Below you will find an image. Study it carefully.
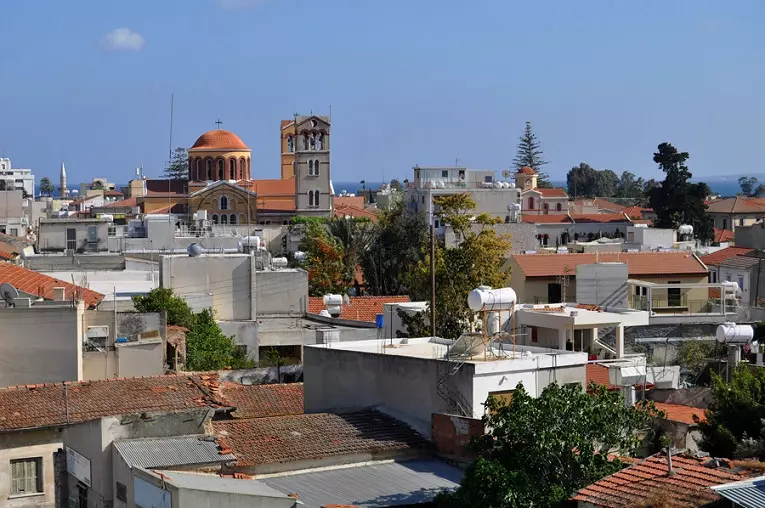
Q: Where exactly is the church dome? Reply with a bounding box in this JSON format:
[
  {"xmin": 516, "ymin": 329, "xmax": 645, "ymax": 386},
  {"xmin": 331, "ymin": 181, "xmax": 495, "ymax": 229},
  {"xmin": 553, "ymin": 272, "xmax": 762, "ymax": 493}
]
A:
[
  {"xmin": 517, "ymin": 166, "xmax": 536, "ymax": 175},
  {"xmin": 190, "ymin": 129, "xmax": 249, "ymax": 150}
]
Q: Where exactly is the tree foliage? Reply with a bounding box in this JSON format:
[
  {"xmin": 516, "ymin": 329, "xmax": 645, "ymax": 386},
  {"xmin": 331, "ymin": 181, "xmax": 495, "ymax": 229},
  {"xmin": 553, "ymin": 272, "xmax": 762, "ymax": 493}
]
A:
[
  {"xmin": 615, "ymin": 171, "xmax": 646, "ymax": 199},
  {"xmin": 512, "ymin": 121, "xmax": 551, "ymax": 188},
  {"xmin": 646, "ymin": 143, "xmax": 714, "ymax": 243},
  {"xmin": 165, "ymin": 147, "xmax": 189, "ymax": 179},
  {"xmin": 39, "ymin": 177, "xmax": 55, "ymax": 196},
  {"xmin": 437, "ymin": 383, "xmax": 660, "ymax": 508},
  {"xmin": 185, "ymin": 308, "xmax": 253, "ymax": 371},
  {"xmin": 404, "ymin": 193, "xmax": 509, "ymax": 340},
  {"xmin": 738, "ymin": 176, "xmax": 765, "ymax": 198},
  {"xmin": 566, "ymin": 164, "xmax": 646, "ymax": 200},
  {"xmin": 132, "ymin": 287, "xmax": 195, "ymax": 328},
  {"xmin": 90, "ymin": 180, "xmax": 105, "ymax": 190},
  {"xmin": 362, "ymin": 201, "xmax": 427, "ymax": 296},
  {"xmin": 301, "ymin": 221, "xmax": 349, "ymax": 296},
  {"xmin": 697, "ymin": 365, "xmax": 765, "ymax": 459}
]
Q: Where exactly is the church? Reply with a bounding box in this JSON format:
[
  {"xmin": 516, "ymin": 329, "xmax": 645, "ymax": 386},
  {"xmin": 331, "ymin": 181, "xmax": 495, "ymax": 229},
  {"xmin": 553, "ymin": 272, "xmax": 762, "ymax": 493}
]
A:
[{"xmin": 126, "ymin": 115, "xmax": 334, "ymax": 225}]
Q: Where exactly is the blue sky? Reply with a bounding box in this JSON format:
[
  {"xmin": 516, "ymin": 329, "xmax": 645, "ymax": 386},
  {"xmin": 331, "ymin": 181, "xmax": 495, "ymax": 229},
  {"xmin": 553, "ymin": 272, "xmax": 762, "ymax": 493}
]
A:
[{"xmin": 0, "ymin": 0, "xmax": 763, "ymax": 185}]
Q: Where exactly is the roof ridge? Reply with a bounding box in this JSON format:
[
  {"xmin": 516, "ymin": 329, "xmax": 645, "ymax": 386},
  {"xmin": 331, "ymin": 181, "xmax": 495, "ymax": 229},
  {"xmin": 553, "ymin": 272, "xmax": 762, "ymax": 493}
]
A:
[{"xmin": 0, "ymin": 371, "xmax": 221, "ymax": 392}]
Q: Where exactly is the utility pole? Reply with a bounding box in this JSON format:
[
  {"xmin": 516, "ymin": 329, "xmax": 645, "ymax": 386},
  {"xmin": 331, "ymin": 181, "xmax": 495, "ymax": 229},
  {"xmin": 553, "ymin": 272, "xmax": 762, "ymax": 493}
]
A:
[{"xmin": 430, "ymin": 222, "xmax": 436, "ymax": 338}]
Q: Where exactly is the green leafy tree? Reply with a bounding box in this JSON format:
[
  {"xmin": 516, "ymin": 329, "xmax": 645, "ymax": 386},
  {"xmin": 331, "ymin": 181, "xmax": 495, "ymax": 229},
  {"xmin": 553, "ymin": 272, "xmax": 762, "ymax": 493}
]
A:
[
  {"xmin": 615, "ymin": 171, "xmax": 645, "ymax": 199},
  {"xmin": 738, "ymin": 176, "xmax": 765, "ymax": 197},
  {"xmin": 676, "ymin": 340, "xmax": 717, "ymax": 381},
  {"xmin": 301, "ymin": 221, "xmax": 348, "ymax": 296},
  {"xmin": 389, "ymin": 178, "xmax": 403, "ymax": 192},
  {"xmin": 39, "ymin": 177, "xmax": 55, "ymax": 196},
  {"xmin": 362, "ymin": 201, "xmax": 428, "ymax": 296},
  {"xmin": 185, "ymin": 308, "xmax": 253, "ymax": 371},
  {"xmin": 512, "ymin": 121, "xmax": 551, "ymax": 188},
  {"xmin": 132, "ymin": 287, "xmax": 195, "ymax": 328},
  {"xmin": 646, "ymin": 143, "xmax": 714, "ymax": 243},
  {"xmin": 437, "ymin": 383, "xmax": 660, "ymax": 508},
  {"xmin": 90, "ymin": 180, "xmax": 105, "ymax": 190},
  {"xmin": 165, "ymin": 147, "xmax": 189, "ymax": 179},
  {"xmin": 567, "ymin": 163, "xmax": 600, "ymax": 197},
  {"xmin": 697, "ymin": 365, "xmax": 765, "ymax": 459},
  {"xmin": 326, "ymin": 217, "xmax": 374, "ymax": 290},
  {"xmin": 404, "ymin": 193, "xmax": 510, "ymax": 339}
]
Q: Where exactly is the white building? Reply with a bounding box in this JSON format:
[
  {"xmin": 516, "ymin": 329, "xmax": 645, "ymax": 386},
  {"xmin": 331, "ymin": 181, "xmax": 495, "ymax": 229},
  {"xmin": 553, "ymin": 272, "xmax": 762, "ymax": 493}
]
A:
[{"xmin": 0, "ymin": 157, "xmax": 35, "ymax": 197}]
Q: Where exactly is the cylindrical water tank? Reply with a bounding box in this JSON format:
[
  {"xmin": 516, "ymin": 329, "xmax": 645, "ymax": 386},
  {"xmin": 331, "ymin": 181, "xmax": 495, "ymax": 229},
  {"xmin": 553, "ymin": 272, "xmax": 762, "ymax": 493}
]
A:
[
  {"xmin": 323, "ymin": 294, "xmax": 343, "ymax": 307},
  {"xmin": 678, "ymin": 224, "xmax": 694, "ymax": 235},
  {"xmin": 467, "ymin": 287, "xmax": 517, "ymax": 311},
  {"xmin": 293, "ymin": 251, "xmax": 307, "ymax": 262},
  {"xmin": 716, "ymin": 323, "xmax": 754, "ymax": 344},
  {"xmin": 508, "ymin": 182, "xmax": 516, "ymax": 188},
  {"xmin": 100, "ymin": 214, "xmax": 114, "ymax": 222},
  {"xmin": 240, "ymin": 236, "xmax": 261, "ymax": 250},
  {"xmin": 493, "ymin": 181, "xmax": 503, "ymax": 189},
  {"xmin": 271, "ymin": 257, "xmax": 288, "ymax": 268}
]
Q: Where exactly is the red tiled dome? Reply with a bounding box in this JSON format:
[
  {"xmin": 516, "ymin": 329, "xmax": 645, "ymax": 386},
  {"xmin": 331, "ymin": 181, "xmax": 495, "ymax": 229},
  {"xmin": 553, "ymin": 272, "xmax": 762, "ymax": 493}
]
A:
[
  {"xmin": 190, "ymin": 130, "xmax": 249, "ymax": 150},
  {"xmin": 518, "ymin": 166, "xmax": 536, "ymax": 175}
]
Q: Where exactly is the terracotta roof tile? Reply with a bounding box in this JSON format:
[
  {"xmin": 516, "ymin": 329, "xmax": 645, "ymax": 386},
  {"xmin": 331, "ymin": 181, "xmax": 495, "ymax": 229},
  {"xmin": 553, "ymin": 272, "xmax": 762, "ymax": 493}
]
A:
[
  {"xmin": 653, "ymin": 402, "xmax": 706, "ymax": 425},
  {"xmin": 707, "ymin": 197, "xmax": 765, "ymax": 214},
  {"xmin": 699, "ymin": 247, "xmax": 754, "ymax": 266},
  {"xmin": 586, "ymin": 363, "xmax": 618, "ymax": 390},
  {"xmin": 517, "ymin": 167, "xmax": 536, "ymax": 175},
  {"xmin": 258, "ymin": 199, "xmax": 296, "ymax": 212},
  {"xmin": 212, "ymin": 410, "xmax": 430, "ymax": 468},
  {"xmin": 521, "ymin": 214, "xmax": 573, "ymax": 224},
  {"xmin": 104, "ymin": 190, "xmax": 124, "ymax": 197},
  {"xmin": 333, "ymin": 196, "xmax": 364, "ymax": 209},
  {"xmin": 250, "ymin": 178, "xmax": 295, "ymax": 196},
  {"xmin": 513, "ymin": 252, "xmax": 708, "ymax": 278},
  {"xmin": 219, "ymin": 383, "xmax": 303, "ymax": 419},
  {"xmin": 334, "ymin": 205, "xmax": 377, "ymax": 222},
  {"xmin": 622, "ymin": 205, "xmax": 651, "ymax": 218},
  {"xmin": 572, "ymin": 452, "xmax": 756, "ymax": 507},
  {"xmin": 0, "ymin": 251, "xmax": 16, "ymax": 260},
  {"xmin": 308, "ymin": 296, "xmax": 410, "ymax": 322},
  {"xmin": 536, "ymin": 187, "xmax": 568, "ymax": 198},
  {"xmin": 571, "ymin": 213, "xmax": 631, "ymax": 224},
  {"xmin": 190, "ymin": 129, "xmax": 249, "ymax": 151},
  {"xmin": 0, "ymin": 263, "xmax": 104, "ymax": 308},
  {"xmin": 714, "ymin": 228, "xmax": 735, "ymax": 243},
  {"xmin": 106, "ymin": 197, "xmax": 138, "ymax": 208}
]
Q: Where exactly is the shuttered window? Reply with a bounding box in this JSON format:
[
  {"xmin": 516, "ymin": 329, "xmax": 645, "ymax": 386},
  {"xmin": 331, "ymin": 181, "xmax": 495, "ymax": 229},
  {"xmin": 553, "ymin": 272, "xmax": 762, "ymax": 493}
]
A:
[{"xmin": 10, "ymin": 458, "xmax": 42, "ymax": 496}]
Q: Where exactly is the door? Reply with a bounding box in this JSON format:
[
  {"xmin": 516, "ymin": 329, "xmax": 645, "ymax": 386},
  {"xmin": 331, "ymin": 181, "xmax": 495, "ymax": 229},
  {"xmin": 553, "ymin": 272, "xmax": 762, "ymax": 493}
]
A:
[
  {"xmin": 548, "ymin": 283, "xmax": 562, "ymax": 304},
  {"xmin": 66, "ymin": 228, "xmax": 76, "ymax": 251},
  {"xmin": 667, "ymin": 281, "xmax": 682, "ymax": 307}
]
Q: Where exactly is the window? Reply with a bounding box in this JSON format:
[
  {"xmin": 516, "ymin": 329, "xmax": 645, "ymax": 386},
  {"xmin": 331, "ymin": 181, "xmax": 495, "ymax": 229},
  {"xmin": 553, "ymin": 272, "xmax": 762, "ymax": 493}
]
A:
[
  {"xmin": 217, "ymin": 159, "xmax": 224, "ymax": 180},
  {"xmin": 9, "ymin": 227, "xmax": 18, "ymax": 237},
  {"xmin": 667, "ymin": 281, "xmax": 682, "ymax": 307},
  {"xmin": 484, "ymin": 175, "xmax": 493, "ymax": 183},
  {"xmin": 212, "ymin": 214, "xmax": 219, "ymax": 224},
  {"xmin": 229, "ymin": 159, "xmax": 236, "ymax": 180},
  {"xmin": 415, "ymin": 169, "xmax": 420, "ymax": 179},
  {"xmin": 556, "ymin": 203, "xmax": 562, "ymax": 211},
  {"xmin": 528, "ymin": 197, "xmax": 535, "ymax": 210},
  {"xmin": 240, "ymin": 158, "xmax": 245, "ymax": 179},
  {"xmin": 221, "ymin": 214, "xmax": 228, "ymax": 225},
  {"xmin": 531, "ymin": 327, "xmax": 538, "ymax": 343},
  {"xmin": 206, "ymin": 159, "xmax": 212, "ymax": 180},
  {"xmin": 710, "ymin": 271, "xmax": 718, "ymax": 283},
  {"xmin": 308, "ymin": 160, "xmax": 314, "ymax": 176},
  {"xmin": 229, "ymin": 214, "xmax": 237, "ymax": 225},
  {"xmin": 10, "ymin": 458, "xmax": 42, "ymax": 496},
  {"xmin": 441, "ymin": 170, "xmax": 449, "ymax": 178},
  {"xmin": 723, "ymin": 219, "xmax": 728, "ymax": 230},
  {"xmin": 219, "ymin": 195, "xmax": 229, "ymax": 210},
  {"xmin": 740, "ymin": 218, "xmax": 745, "ymax": 226},
  {"xmin": 738, "ymin": 275, "xmax": 745, "ymax": 291},
  {"xmin": 421, "ymin": 195, "xmax": 425, "ymax": 204},
  {"xmin": 313, "ymin": 160, "xmax": 320, "ymax": 176},
  {"xmin": 196, "ymin": 159, "xmax": 202, "ymax": 179},
  {"xmin": 116, "ymin": 482, "xmax": 127, "ymax": 503},
  {"xmin": 543, "ymin": 202, "xmax": 549, "ymax": 212},
  {"xmin": 726, "ymin": 273, "xmax": 732, "ymax": 282},
  {"xmin": 308, "ymin": 190, "xmax": 320, "ymax": 207}
]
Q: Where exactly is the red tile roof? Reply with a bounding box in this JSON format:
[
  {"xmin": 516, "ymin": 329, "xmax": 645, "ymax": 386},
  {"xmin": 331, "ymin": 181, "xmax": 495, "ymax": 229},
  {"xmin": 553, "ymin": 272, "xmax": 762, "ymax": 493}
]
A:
[
  {"xmin": 572, "ymin": 452, "xmax": 756, "ymax": 507},
  {"xmin": 213, "ymin": 410, "xmax": 430, "ymax": 468},
  {"xmin": 521, "ymin": 214, "xmax": 573, "ymax": 224},
  {"xmin": 219, "ymin": 382, "xmax": 304, "ymax": 419},
  {"xmin": 536, "ymin": 187, "xmax": 568, "ymax": 198},
  {"xmin": 106, "ymin": 197, "xmax": 138, "ymax": 208},
  {"xmin": 145, "ymin": 179, "xmax": 187, "ymax": 196},
  {"xmin": 699, "ymin": 246, "xmax": 754, "ymax": 266},
  {"xmin": 0, "ymin": 263, "xmax": 104, "ymax": 308},
  {"xmin": 190, "ymin": 129, "xmax": 249, "ymax": 151},
  {"xmin": 518, "ymin": 167, "xmax": 536, "ymax": 175},
  {"xmin": 0, "ymin": 373, "xmax": 224, "ymax": 431},
  {"xmin": 333, "ymin": 196, "xmax": 365, "ymax": 209},
  {"xmin": 104, "ymin": 190, "xmax": 124, "ymax": 197},
  {"xmin": 334, "ymin": 205, "xmax": 377, "ymax": 222},
  {"xmin": 706, "ymin": 196, "xmax": 765, "ymax": 214},
  {"xmin": 250, "ymin": 178, "xmax": 295, "ymax": 196},
  {"xmin": 653, "ymin": 402, "xmax": 706, "ymax": 425},
  {"xmin": 573, "ymin": 198, "xmax": 626, "ymax": 213},
  {"xmin": 586, "ymin": 363, "xmax": 618, "ymax": 390},
  {"xmin": 513, "ymin": 252, "xmax": 708, "ymax": 278},
  {"xmin": 308, "ymin": 296, "xmax": 411, "ymax": 322},
  {"xmin": 622, "ymin": 205, "xmax": 650, "ymax": 219},
  {"xmin": 714, "ymin": 228, "xmax": 735, "ymax": 243},
  {"xmin": 0, "ymin": 251, "xmax": 16, "ymax": 260},
  {"xmin": 570, "ymin": 213, "xmax": 631, "ymax": 224}
]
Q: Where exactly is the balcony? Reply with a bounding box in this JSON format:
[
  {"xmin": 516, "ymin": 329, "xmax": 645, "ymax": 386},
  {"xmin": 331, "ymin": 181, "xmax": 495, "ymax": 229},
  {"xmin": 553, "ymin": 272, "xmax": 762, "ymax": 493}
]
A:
[{"xmin": 627, "ymin": 280, "xmax": 741, "ymax": 324}]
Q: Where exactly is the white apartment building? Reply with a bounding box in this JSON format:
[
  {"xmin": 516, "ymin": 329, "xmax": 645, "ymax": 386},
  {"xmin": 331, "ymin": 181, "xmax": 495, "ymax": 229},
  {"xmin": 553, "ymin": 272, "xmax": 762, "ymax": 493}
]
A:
[{"xmin": 0, "ymin": 158, "xmax": 35, "ymax": 197}]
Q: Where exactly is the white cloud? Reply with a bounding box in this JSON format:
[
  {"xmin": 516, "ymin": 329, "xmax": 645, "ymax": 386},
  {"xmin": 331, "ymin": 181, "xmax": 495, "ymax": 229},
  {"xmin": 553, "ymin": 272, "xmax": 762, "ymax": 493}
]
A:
[
  {"xmin": 101, "ymin": 28, "xmax": 145, "ymax": 52},
  {"xmin": 216, "ymin": 0, "xmax": 267, "ymax": 10}
]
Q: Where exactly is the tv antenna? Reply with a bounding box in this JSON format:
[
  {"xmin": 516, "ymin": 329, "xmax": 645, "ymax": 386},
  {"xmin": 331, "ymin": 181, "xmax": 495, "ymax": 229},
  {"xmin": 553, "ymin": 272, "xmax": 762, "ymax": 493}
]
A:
[{"xmin": 556, "ymin": 265, "xmax": 572, "ymax": 303}]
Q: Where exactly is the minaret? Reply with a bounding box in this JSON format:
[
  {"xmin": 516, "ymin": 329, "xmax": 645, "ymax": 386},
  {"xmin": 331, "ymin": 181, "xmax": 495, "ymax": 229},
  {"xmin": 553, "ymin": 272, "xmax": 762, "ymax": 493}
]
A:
[{"xmin": 59, "ymin": 160, "xmax": 69, "ymax": 197}]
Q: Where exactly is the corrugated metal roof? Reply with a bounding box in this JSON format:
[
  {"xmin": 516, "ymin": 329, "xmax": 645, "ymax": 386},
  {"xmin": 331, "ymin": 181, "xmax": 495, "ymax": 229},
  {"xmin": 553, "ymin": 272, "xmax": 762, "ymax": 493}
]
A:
[
  {"xmin": 114, "ymin": 435, "xmax": 235, "ymax": 468},
  {"xmin": 712, "ymin": 475, "xmax": 765, "ymax": 508},
  {"xmin": 255, "ymin": 459, "xmax": 462, "ymax": 508}
]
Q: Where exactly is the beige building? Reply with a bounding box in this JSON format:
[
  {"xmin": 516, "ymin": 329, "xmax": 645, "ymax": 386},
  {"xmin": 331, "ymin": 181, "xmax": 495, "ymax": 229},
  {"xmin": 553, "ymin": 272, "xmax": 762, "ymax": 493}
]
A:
[
  {"xmin": 516, "ymin": 167, "xmax": 569, "ymax": 215},
  {"xmin": 706, "ymin": 196, "xmax": 765, "ymax": 232},
  {"xmin": 507, "ymin": 251, "xmax": 709, "ymax": 306}
]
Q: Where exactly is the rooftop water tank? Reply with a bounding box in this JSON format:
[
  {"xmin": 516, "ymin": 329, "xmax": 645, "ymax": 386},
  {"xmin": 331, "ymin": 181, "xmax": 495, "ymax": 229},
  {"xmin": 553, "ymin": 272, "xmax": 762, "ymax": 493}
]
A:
[
  {"xmin": 271, "ymin": 257, "xmax": 288, "ymax": 268},
  {"xmin": 293, "ymin": 251, "xmax": 307, "ymax": 262},
  {"xmin": 678, "ymin": 224, "xmax": 694, "ymax": 235},
  {"xmin": 467, "ymin": 287, "xmax": 517, "ymax": 311},
  {"xmin": 508, "ymin": 182, "xmax": 516, "ymax": 188},
  {"xmin": 716, "ymin": 323, "xmax": 754, "ymax": 344},
  {"xmin": 493, "ymin": 181, "xmax": 503, "ymax": 189},
  {"xmin": 240, "ymin": 236, "xmax": 261, "ymax": 250},
  {"xmin": 100, "ymin": 214, "xmax": 114, "ymax": 223},
  {"xmin": 323, "ymin": 294, "xmax": 343, "ymax": 307},
  {"xmin": 187, "ymin": 243, "xmax": 204, "ymax": 257}
]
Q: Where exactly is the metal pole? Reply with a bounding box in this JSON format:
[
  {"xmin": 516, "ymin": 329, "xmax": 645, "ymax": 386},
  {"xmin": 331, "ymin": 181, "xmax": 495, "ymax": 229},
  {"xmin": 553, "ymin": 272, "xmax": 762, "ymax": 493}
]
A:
[
  {"xmin": 430, "ymin": 223, "xmax": 436, "ymax": 337},
  {"xmin": 756, "ymin": 250, "xmax": 762, "ymax": 306}
]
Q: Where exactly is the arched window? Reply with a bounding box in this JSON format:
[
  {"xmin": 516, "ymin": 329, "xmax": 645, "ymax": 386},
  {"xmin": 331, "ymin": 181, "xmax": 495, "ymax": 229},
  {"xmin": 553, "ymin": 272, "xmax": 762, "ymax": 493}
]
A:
[
  {"xmin": 229, "ymin": 159, "xmax": 236, "ymax": 180},
  {"xmin": 229, "ymin": 214, "xmax": 237, "ymax": 224},
  {"xmin": 239, "ymin": 159, "xmax": 245, "ymax": 180},
  {"xmin": 308, "ymin": 189, "xmax": 320, "ymax": 207},
  {"xmin": 528, "ymin": 197, "xmax": 535, "ymax": 210},
  {"xmin": 308, "ymin": 160, "xmax": 314, "ymax": 175},
  {"xmin": 308, "ymin": 190, "xmax": 315, "ymax": 207},
  {"xmin": 221, "ymin": 214, "xmax": 228, "ymax": 225},
  {"xmin": 195, "ymin": 159, "xmax": 202, "ymax": 180},
  {"xmin": 287, "ymin": 135, "xmax": 294, "ymax": 153},
  {"xmin": 543, "ymin": 202, "xmax": 549, "ymax": 212},
  {"xmin": 206, "ymin": 159, "xmax": 212, "ymax": 180},
  {"xmin": 220, "ymin": 195, "xmax": 229, "ymax": 210},
  {"xmin": 217, "ymin": 159, "xmax": 224, "ymax": 180},
  {"xmin": 247, "ymin": 157, "xmax": 251, "ymax": 177},
  {"xmin": 556, "ymin": 202, "xmax": 562, "ymax": 211},
  {"xmin": 212, "ymin": 214, "xmax": 219, "ymax": 224}
]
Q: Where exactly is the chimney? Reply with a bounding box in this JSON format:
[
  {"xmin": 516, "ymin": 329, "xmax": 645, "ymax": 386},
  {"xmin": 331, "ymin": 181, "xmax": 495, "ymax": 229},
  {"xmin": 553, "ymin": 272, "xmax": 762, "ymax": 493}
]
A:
[
  {"xmin": 666, "ymin": 447, "xmax": 675, "ymax": 476},
  {"xmin": 52, "ymin": 287, "xmax": 66, "ymax": 302}
]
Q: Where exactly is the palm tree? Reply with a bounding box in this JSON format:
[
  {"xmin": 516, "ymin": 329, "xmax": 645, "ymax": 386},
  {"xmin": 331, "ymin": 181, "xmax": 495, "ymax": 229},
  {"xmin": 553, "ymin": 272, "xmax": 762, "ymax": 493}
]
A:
[
  {"xmin": 360, "ymin": 180, "xmax": 366, "ymax": 190},
  {"xmin": 326, "ymin": 217, "xmax": 374, "ymax": 288}
]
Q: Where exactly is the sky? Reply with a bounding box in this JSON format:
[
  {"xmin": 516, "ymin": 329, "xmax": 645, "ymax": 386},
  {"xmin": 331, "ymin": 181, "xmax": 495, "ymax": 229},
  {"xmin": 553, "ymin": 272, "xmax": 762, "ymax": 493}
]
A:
[{"xmin": 0, "ymin": 0, "xmax": 763, "ymax": 185}]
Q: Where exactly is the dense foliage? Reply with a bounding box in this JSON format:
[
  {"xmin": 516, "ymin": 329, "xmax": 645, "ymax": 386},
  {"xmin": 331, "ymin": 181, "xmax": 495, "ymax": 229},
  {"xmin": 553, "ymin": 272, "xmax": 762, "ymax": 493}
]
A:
[
  {"xmin": 697, "ymin": 365, "xmax": 765, "ymax": 459},
  {"xmin": 646, "ymin": 142, "xmax": 714, "ymax": 243},
  {"xmin": 403, "ymin": 193, "xmax": 510, "ymax": 340},
  {"xmin": 185, "ymin": 308, "xmax": 253, "ymax": 371},
  {"xmin": 566, "ymin": 163, "xmax": 647, "ymax": 201},
  {"xmin": 165, "ymin": 147, "xmax": 189, "ymax": 179},
  {"xmin": 437, "ymin": 383, "xmax": 659, "ymax": 508},
  {"xmin": 301, "ymin": 220, "xmax": 348, "ymax": 296},
  {"xmin": 739, "ymin": 176, "xmax": 765, "ymax": 197},
  {"xmin": 39, "ymin": 177, "xmax": 55, "ymax": 196},
  {"xmin": 512, "ymin": 121, "xmax": 551, "ymax": 188},
  {"xmin": 132, "ymin": 287, "xmax": 195, "ymax": 328}
]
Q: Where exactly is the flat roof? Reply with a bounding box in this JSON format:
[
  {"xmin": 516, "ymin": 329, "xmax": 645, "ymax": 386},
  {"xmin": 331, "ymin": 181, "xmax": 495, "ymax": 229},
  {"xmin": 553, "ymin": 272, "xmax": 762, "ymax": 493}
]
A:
[
  {"xmin": 307, "ymin": 337, "xmax": 588, "ymax": 372},
  {"xmin": 515, "ymin": 304, "xmax": 650, "ymax": 328},
  {"xmin": 145, "ymin": 470, "xmax": 290, "ymax": 499}
]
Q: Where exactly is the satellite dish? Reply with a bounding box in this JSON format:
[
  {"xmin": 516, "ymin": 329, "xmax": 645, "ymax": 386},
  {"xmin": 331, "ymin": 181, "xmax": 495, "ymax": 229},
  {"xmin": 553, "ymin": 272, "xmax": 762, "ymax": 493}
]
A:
[
  {"xmin": 502, "ymin": 170, "xmax": 512, "ymax": 179},
  {"xmin": 0, "ymin": 283, "xmax": 19, "ymax": 307},
  {"xmin": 343, "ymin": 294, "xmax": 351, "ymax": 305}
]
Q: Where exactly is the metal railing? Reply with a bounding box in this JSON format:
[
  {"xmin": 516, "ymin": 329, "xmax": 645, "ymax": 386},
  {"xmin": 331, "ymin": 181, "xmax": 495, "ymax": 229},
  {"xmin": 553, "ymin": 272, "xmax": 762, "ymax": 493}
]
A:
[{"xmin": 630, "ymin": 296, "xmax": 737, "ymax": 315}]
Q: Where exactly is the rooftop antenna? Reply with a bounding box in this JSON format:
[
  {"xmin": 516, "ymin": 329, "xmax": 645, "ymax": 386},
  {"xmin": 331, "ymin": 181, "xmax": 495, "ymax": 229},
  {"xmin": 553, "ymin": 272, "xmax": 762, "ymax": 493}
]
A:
[
  {"xmin": 168, "ymin": 94, "xmax": 174, "ymax": 166},
  {"xmin": 556, "ymin": 265, "xmax": 571, "ymax": 304}
]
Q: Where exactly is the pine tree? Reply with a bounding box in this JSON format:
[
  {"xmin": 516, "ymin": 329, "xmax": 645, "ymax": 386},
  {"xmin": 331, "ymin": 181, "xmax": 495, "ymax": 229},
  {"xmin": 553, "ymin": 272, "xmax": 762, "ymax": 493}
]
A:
[
  {"xmin": 39, "ymin": 177, "xmax": 55, "ymax": 196},
  {"xmin": 512, "ymin": 121, "xmax": 551, "ymax": 188},
  {"xmin": 165, "ymin": 147, "xmax": 189, "ymax": 179}
]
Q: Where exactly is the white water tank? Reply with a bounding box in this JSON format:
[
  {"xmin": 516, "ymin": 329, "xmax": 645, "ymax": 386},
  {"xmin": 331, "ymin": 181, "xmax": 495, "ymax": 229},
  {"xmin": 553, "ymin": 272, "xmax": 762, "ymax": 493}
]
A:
[
  {"xmin": 716, "ymin": 323, "xmax": 754, "ymax": 344},
  {"xmin": 467, "ymin": 287, "xmax": 517, "ymax": 311},
  {"xmin": 293, "ymin": 251, "xmax": 307, "ymax": 262},
  {"xmin": 678, "ymin": 224, "xmax": 694, "ymax": 235},
  {"xmin": 100, "ymin": 214, "xmax": 114, "ymax": 223},
  {"xmin": 323, "ymin": 294, "xmax": 343, "ymax": 307},
  {"xmin": 271, "ymin": 257, "xmax": 288, "ymax": 268},
  {"xmin": 493, "ymin": 181, "xmax": 503, "ymax": 189},
  {"xmin": 240, "ymin": 236, "xmax": 261, "ymax": 250},
  {"xmin": 508, "ymin": 182, "xmax": 516, "ymax": 188}
]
